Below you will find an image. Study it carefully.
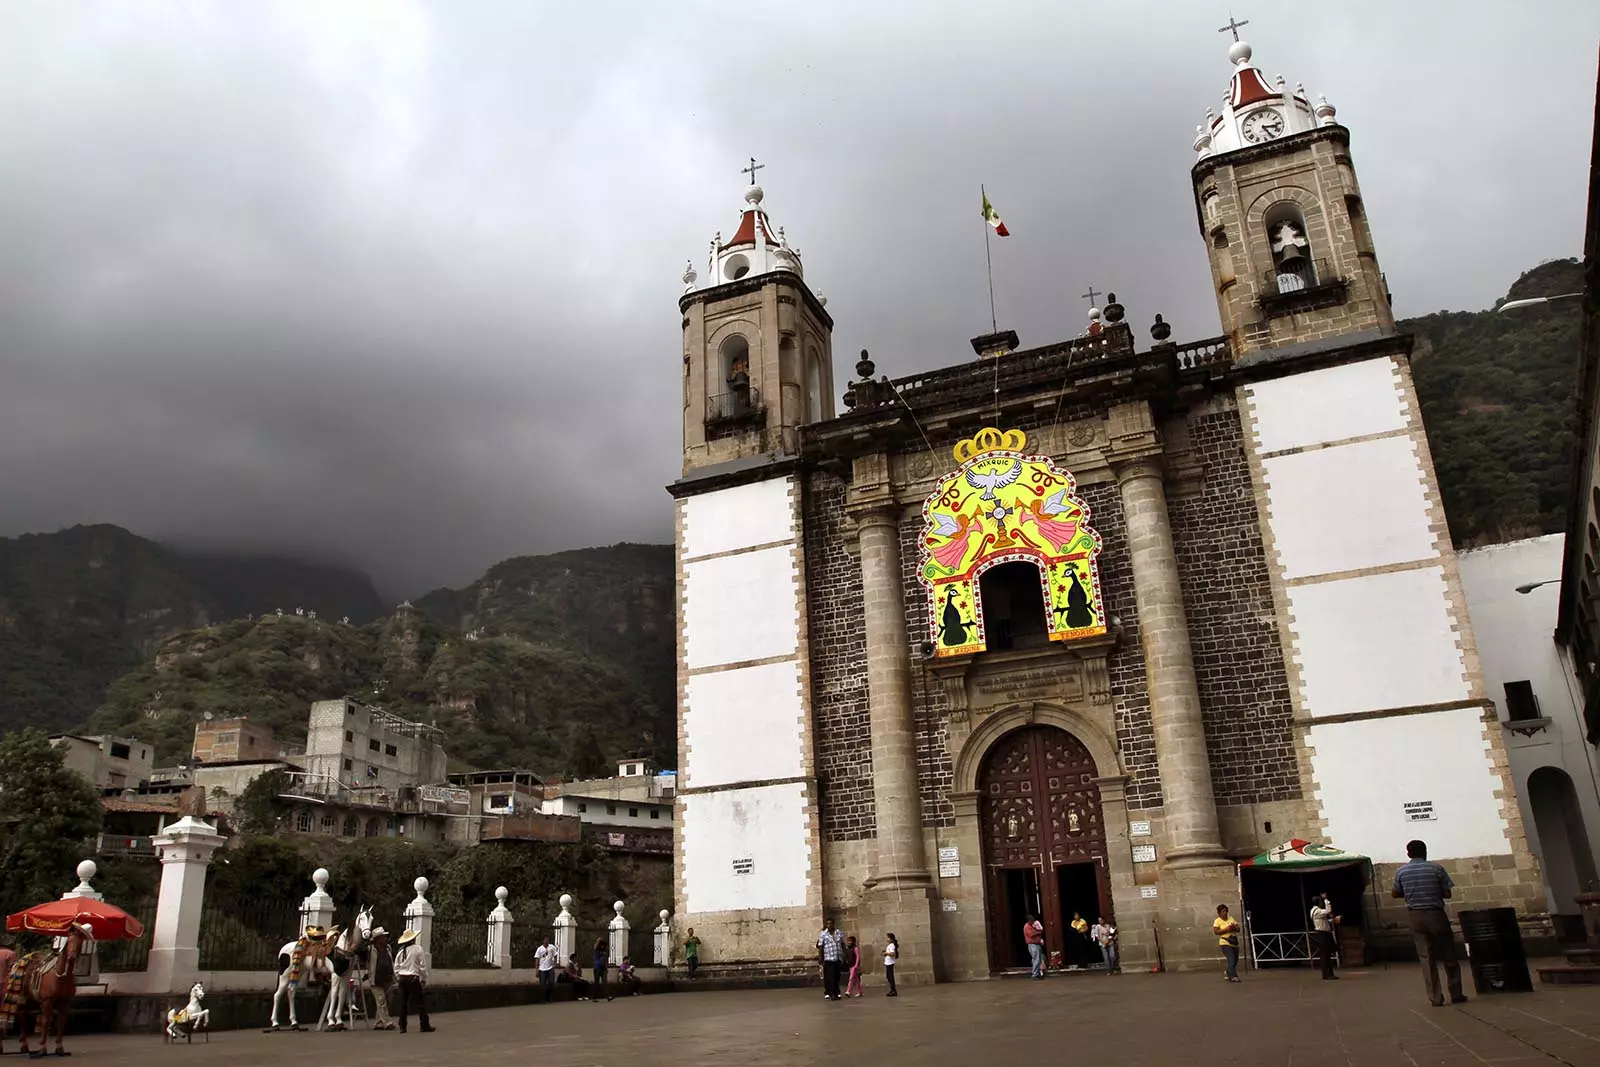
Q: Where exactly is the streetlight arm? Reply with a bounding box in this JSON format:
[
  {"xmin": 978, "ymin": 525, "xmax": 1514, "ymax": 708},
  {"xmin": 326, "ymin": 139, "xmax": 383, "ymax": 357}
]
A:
[
  {"xmin": 1516, "ymin": 579, "xmax": 1562, "ymax": 594},
  {"xmin": 1498, "ymin": 293, "xmax": 1584, "ymax": 313}
]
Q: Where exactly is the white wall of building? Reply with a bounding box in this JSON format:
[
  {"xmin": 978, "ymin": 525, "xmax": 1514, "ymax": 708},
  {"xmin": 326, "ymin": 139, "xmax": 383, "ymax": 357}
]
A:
[
  {"xmin": 542, "ymin": 794, "xmax": 671, "ymax": 828},
  {"xmin": 1246, "ymin": 356, "xmax": 1409, "ymax": 453},
  {"xmin": 681, "ymin": 477, "xmax": 795, "ymax": 559},
  {"xmin": 682, "ymin": 546, "xmax": 800, "ymax": 669},
  {"xmin": 1459, "ymin": 534, "xmax": 1600, "ymax": 915},
  {"xmin": 684, "ymin": 659, "xmax": 806, "ymax": 789},
  {"xmin": 1307, "ymin": 707, "xmax": 1509, "ymax": 863},
  {"xmin": 680, "ymin": 782, "xmax": 812, "ymax": 914}
]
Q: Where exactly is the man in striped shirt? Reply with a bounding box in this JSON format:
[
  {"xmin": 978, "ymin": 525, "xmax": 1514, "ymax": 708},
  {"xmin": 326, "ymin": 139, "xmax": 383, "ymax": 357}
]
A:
[{"xmin": 1392, "ymin": 839, "xmax": 1466, "ymax": 1006}]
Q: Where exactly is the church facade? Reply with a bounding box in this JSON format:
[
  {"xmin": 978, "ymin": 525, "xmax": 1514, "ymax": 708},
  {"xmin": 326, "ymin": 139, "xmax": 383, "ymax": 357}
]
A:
[{"xmin": 668, "ymin": 34, "xmax": 1546, "ymax": 981}]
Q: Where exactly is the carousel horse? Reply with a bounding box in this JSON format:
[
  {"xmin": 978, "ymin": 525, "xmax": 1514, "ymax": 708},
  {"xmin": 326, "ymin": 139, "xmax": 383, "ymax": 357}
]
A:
[
  {"xmin": 165, "ymin": 982, "xmax": 210, "ymax": 1044},
  {"xmin": 318, "ymin": 921, "xmax": 358, "ymax": 1031},
  {"xmin": 0, "ymin": 922, "xmax": 92, "ymax": 1058},
  {"xmin": 266, "ymin": 925, "xmax": 336, "ymax": 1032}
]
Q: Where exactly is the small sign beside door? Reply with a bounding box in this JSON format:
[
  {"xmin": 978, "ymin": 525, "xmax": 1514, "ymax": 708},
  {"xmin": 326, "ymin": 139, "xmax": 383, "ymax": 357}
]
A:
[
  {"xmin": 1131, "ymin": 844, "xmax": 1157, "ymax": 863},
  {"xmin": 941, "ymin": 899, "xmax": 958, "ymax": 912},
  {"xmin": 1139, "ymin": 885, "xmax": 1159, "ymax": 899},
  {"xmin": 937, "ymin": 845, "xmax": 960, "ymax": 878},
  {"xmin": 1404, "ymin": 800, "xmax": 1436, "ymax": 822},
  {"xmin": 1129, "ymin": 820, "xmax": 1152, "ymax": 837},
  {"xmin": 732, "ymin": 857, "xmax": 754, "ymax": 875}
]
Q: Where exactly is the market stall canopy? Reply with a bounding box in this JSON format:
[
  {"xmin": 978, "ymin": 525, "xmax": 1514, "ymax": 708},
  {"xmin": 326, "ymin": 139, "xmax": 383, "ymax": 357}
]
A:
[
  {"xmin": 6, "ymin": 898, "xmax": 146, "ymax": 940},
  {"xmin": 1239, "ymin": 839, "xmax": 1368, "ymax": 873}
]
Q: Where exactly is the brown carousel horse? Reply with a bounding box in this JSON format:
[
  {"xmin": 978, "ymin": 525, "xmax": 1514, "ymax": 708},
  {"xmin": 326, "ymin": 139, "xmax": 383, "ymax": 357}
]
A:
[{"xmin": 0, "ymin": 923, "xmax": 92, "ymax": 1058}]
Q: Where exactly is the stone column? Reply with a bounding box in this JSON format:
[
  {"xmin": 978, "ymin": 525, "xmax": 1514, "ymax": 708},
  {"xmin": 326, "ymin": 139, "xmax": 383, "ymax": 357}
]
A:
[
  {"xmin": 607, "ymin": 901, "xmax": 630, "ymax": 971},
  {"xmin": 653, "ymin": 910, "xmax": 672, "ymax": 967},
  {"xmin": 1114, "ymin": 459, "xmax": 1227, "ymax": 866},
  {"xmin": 148, "ymin": 816, "xmax": 225, "ymax": 994},
  {"xmin": 61, "ymin": 860, "xmax": 104, "ymax": 982},
  {"xmin": 404, "ymin": 877, "xmax": 434, "ymax": 968},
  {"xmin": 300, "ymin": 868, "xmax": 334, "ymax": 934},
  {"xmin": 485, "ymin": 886, "xmax": 512, "ymax": 968},
  {"xmin": 852, "ymin": 499, "xmax": 937, "ymax": 981},
  {"xmin": 552, "ymin": 893, "xmax": 576, "ymax": 966}
]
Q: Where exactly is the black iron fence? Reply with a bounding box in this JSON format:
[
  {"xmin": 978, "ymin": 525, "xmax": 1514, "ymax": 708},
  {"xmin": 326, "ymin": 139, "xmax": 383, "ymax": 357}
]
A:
[
  {"xmin": 98, "ymin": 896, "xmax": 158, "ymax": 973},
  {"xmin": 197, "ymin": 896, "xmax": 303, "ymax": 971},
  {"xmin": 429, "ymin": 919, "xmax": 494, "ymax": 970}
]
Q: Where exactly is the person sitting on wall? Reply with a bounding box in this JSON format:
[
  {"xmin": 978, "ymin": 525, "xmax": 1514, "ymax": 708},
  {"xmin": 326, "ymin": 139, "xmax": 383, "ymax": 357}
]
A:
[
  {"xmin": 557, "ymin": 956, "xmax": 592, "ymax": 1002},
  {"xmin": 617, "ymin": 956, "xmax": 641, "ymax": 995}
]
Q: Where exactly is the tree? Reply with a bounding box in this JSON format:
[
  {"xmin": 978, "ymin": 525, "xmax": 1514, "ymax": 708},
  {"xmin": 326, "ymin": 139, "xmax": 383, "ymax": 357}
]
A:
[
  {"xmin": 234, "ymin": 768, "xmax": 291, "ymax": 836},
  {"xmin": 0, "ymin": 729, "xmax": 103, "ymax": 917}
]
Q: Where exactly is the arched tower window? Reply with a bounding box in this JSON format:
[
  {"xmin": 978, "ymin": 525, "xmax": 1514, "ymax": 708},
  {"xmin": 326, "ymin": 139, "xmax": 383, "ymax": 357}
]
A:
[
  {"xmin": 805, "ymin": 349, "xmax": 824, "ymax": 424},
  {"xmin": 978, "ymin": 561, "xmax": 1050, "ymax": 652},
  {"xmin": 719, "ymin": 334, "xmax": 752, "ymax": 416},
  {"xmin": 1263, "ymin": 202, "xmax": 1316, "ymax": 293}
]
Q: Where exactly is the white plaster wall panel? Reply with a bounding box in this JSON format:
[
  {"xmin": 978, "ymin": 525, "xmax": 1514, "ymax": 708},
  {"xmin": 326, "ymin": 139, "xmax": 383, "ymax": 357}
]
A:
[
  {"xmin": 1287, "ymin": 566, "xmax": 1469, "ymax": 717},
  {"xmin": 1308, "ymin": 708, "xmax": 1509, "ymax": 863},
  {"xmin": 683, "ymin": 546, "xmax": 799, "ymax": 669},
  {"xmin": 683, "ymin": 660, "xmax": 806, "ymax": 789},
  {"xmin": 681, "ymin": 783, "xmax": 811, "ymax": 913},
  {"xmin": 1246, "ymin": 357, "xmax": 1408, "ymax": 454},
  {"xmin": 1262, "ymin": 436, "xmax": 1439, "ymax": 579},
  {"xmin": 680, "ymin": 476, "xmax": 796, "ymax": 560}
]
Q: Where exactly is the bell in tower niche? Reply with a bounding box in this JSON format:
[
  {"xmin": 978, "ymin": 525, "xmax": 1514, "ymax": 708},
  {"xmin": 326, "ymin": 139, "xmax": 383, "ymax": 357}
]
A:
[{"xmin": 1271, "ymin": 219, "xmax": 1311, "ymax": 292}]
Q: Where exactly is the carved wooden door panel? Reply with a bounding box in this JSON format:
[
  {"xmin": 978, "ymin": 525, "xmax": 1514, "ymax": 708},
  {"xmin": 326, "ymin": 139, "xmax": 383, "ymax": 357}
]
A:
[{"xmin": 980, "ymin": 725, "xmax": 1107, "ymax": 971}]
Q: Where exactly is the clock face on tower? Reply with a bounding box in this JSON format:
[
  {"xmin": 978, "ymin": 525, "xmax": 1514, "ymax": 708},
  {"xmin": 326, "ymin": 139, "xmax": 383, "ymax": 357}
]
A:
[{"xmin": 1242, "ymin": 108, "xmax": 1285, "ymax": 143}]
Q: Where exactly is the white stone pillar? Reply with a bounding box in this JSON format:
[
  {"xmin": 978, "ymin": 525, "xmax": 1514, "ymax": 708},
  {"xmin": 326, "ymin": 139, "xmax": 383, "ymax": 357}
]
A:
[
  {"xmin": 1114, "ymin": 459, "xmax": 1227, "ymax": 866},
  {"xmin": 299, "ymin": 867, "xmax": 334, "ymax": 934},
  {"xmin": 147, "ymin": 816, "xmax": 225, "ymax": 994},
  {"xmin": 607, "ymin": 901, "xmax": 629, "ymax": 969},
  {"xmin": 653, "ymin": 910, "xmax": 672, "ymax": 967},
  {"xmin": 485, "ymin": 886, "xmax": 512, "ymax": 968},
  {"xmin": 404, "ymin": 876, "xmax": 434, "ymax": 967},
  {"xmin": 552, "ymin": 893, "xmax": 576, "ymax": 966},
  {"xmin": 60, "ymin": 860, "xmax": 104, "ymax": 982}
]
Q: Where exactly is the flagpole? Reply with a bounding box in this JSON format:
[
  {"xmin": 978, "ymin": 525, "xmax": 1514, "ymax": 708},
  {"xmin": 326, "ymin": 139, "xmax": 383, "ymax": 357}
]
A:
[{"xmin": 982, "ymin": 185, "xmax": 997, "ymax": 333}]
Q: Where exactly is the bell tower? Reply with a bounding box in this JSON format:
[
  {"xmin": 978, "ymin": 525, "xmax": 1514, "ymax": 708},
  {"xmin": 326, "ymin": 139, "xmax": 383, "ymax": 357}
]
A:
[
  {"xmin": 680, "ymin": 168, "xmax": 835, "ymax": 473},
  {"xmin": 1190, "ymin": 29, "xmax": 1394, "ymax": 357}
]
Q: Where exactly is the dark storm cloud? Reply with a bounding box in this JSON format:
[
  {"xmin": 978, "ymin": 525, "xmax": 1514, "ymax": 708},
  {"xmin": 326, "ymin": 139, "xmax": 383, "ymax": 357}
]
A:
[{"xmin": 2, "ymin": 1, "xmax": 1596, "ymax": 597}]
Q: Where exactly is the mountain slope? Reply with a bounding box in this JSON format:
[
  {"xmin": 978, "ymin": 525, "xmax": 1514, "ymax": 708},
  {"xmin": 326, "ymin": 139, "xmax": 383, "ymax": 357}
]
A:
[{"xmin": 0, "ymin": 525, "xmax": 384, "ymax": 734}]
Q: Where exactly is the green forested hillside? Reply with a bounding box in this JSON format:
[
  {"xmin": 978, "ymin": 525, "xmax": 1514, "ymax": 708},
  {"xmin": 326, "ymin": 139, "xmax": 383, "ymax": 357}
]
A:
[
  {"xmin": 87, "ymin": 544, "xmax": 676, "ymax": 776},
  {"xmin": 1409, "ymin": 258, "xmax": 1585, "ymax": 546}
]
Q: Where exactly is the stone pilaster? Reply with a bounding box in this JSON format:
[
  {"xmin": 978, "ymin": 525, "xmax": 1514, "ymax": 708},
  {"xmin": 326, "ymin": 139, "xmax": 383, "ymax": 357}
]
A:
[
  {"xmin": 1113, "ymin": 457, "xmax": 1228, "ymax": 868},
  {"xmin": 848, "ymin": 467, "xmax": 937, "ymax": 981},
  {"xmin": 148, "ymin": 816, "xmax": 225, "ymax": 994}
]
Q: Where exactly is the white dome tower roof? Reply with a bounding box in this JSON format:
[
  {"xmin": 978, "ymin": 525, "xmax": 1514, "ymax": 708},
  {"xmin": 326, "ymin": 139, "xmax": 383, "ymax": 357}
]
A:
[
  {"xmin": 687, "ymin": 160, "xmax": 804, "ymax": 292},
  {"xmin": 1193, "ymin": 25, "xmax": 1336, "ymax": 161}
]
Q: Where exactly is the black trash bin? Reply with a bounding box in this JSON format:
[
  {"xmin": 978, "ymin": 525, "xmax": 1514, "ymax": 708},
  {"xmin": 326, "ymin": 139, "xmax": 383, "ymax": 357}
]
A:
[{"xmin": 1458, "ymin": 908, "xmax": 1533, "ymax": 994}]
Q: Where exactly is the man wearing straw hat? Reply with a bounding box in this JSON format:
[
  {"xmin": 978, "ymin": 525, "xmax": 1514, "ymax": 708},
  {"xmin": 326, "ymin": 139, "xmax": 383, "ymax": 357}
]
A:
[{"xmin": 392, "ymin": 929, "xmax": 435, "ymax": 1033}]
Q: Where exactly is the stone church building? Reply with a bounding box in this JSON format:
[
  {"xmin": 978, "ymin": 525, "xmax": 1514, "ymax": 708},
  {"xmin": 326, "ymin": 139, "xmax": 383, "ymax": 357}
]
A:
[{"xmin": 668, "ymin": 33, "xmax": 1546, "ymax": 981}]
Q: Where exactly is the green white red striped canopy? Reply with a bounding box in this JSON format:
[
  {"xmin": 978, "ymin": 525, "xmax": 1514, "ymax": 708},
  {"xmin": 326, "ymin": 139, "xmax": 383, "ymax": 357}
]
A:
[{"xmin": 1239, "ymin": 839, "xmax": 1367, "ymax": 872}]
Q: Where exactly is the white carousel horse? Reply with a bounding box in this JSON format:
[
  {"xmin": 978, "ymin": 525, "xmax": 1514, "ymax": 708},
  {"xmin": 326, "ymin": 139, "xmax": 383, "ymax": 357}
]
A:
[
  {"xmin": 266, "ymin": 925, "xmax": 337, "ymax": 1032},
  {"xmin": 165, "ymin": 982, "xmax": 209, "ymax": 1043},
  {"xmin": 317, "ymin": 917, "xmax": 361, "ymax": 1031}
]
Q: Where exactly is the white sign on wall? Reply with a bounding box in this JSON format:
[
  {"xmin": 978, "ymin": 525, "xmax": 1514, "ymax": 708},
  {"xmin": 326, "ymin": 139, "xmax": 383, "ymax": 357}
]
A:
[
  {"xmin": 732, "ymin": 857, "xmax": 754, "ymax": 875},
  {"xmin": 937, "ymin": 845, "xmax": 960, "ymax": 878},
  {"xmin": 941, "ymin": 899, "xmax": 958, "ymax": 912},
  {"xmin": 1131, "ymin": 844, "xmax": 1157, "ymax": 863},
  {"xmin": 1129, "ymin": 820, "xmax": 1152, "ymax": 837},
  {"xmin": 1404, "ymin": 800, "xmax": 1437, "ymax": 822},
  {"xmin": 1139, "ymin": 886, "xmax": 1159, "ymax": 899}
]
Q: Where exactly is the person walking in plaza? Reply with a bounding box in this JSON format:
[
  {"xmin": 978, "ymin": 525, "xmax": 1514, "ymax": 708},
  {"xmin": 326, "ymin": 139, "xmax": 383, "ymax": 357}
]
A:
[
  {"xmin": 1069, "ymin": 912, "xmax": 1091, "ymax": 969},
  {"xmin": 883, "ymin": 932, "xmax": 899, "ymax": 997},
  {"xmin": 1090, "ymin": 917, "xmax": 1118, "ymax": 975},
  {"xmin": 535, "ymin": 936, "xmax": 558, "ymax": 1002},
  {"xmin": 593, "ymin": 936, "xmax": 614, "ymax": 1002},
  {"xmin": 1023, "ymin": 913, "xmax": 1046, "ymax": 979},
  {"xmin": 1213, "ymin": 904, "xmax": 1242, "ymax": 982},
  {"xmin": 683, "ymin": 927, "xmax": 701, "ymax": 979},
  {"xmin": 1393, "ymin": 839, "xmax": 1467, "ymax": 1007},
  {"xmin": 844, "ymin": 935, "xmax": 864, "ymax": 997},
  {"xmin": 392, "ymin": 928, "xmax": 435, "ymax": 1033},
  {"xmin": 1310, "ymin": 893, "xmax": 1339, "ymax": 981},
  {"xmin": 817, "ymin": 919, "xmax": 845, "ymax": 1001}
]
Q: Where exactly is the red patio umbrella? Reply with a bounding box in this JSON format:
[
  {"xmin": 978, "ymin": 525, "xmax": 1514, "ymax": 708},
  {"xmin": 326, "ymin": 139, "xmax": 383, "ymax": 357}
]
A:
[{"xmin": 6, "ymin": 898, "xmax": 145, "ymax": 941}]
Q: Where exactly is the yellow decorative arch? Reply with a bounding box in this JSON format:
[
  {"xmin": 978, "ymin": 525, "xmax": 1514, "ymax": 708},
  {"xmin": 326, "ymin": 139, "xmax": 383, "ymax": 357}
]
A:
[{"xmin": 917, "ymin": 427, "xmax": 1105, "ymax": 656}]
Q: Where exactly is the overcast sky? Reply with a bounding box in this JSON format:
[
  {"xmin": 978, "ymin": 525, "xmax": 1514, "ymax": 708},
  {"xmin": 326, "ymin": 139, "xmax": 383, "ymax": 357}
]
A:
[{"xmin": 3, "ymin": 1, "xmax": 1596, "ymax": 598}]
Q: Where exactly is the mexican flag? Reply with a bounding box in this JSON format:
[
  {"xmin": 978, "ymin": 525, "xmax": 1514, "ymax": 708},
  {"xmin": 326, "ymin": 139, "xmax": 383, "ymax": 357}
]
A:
[{"xmin": 981, "ymin": 191, "xmax": 1009, "ymax": 237}]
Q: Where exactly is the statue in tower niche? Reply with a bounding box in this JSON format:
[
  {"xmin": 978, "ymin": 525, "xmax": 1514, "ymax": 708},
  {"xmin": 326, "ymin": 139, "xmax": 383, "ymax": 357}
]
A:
[{"xmin": 726, "ymin": 352, "xmax": 751, "ymax": 413}]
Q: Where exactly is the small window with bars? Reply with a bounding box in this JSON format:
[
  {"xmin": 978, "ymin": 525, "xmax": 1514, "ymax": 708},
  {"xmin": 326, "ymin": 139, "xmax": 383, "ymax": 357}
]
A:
[{"xmin": 1503, "ymin": 680, "xmax": 1541, "ymax": 722}]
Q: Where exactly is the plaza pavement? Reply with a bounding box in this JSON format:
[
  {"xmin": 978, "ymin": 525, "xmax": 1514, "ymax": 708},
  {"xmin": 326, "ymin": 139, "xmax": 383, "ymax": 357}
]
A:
[{"xmin": 40, "ymin": 964, "xmax": 1600, "ymax": 1066}]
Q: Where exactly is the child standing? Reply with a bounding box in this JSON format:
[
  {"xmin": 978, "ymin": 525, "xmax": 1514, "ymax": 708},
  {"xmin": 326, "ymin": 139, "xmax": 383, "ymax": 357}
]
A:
[
  {"xmin": 844, "ymin": 935, "xmax": 863, "ymax": 997},
  {"xmin": 882, "ymin": 932, "xmax": 899, "ymax": 997}
]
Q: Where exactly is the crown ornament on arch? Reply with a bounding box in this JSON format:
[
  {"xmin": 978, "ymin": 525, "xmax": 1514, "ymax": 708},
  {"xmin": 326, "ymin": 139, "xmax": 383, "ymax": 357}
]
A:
[{"xmin": 952, "ymin": 427, "xmax": 1027, "ymax": 464}]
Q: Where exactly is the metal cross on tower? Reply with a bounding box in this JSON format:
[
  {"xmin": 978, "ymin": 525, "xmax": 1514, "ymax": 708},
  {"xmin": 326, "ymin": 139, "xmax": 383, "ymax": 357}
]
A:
[
  {"xmin": 1218, "ymin": 13, "xmax": 1249, "ymax": 40},
  {"xmin": 742, "ymin": 157, "xmax": 765, "ymax": 185},
  {"xmin": 1081, "ymin": 286, "xmax": 1102, "ymax": 307}
]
